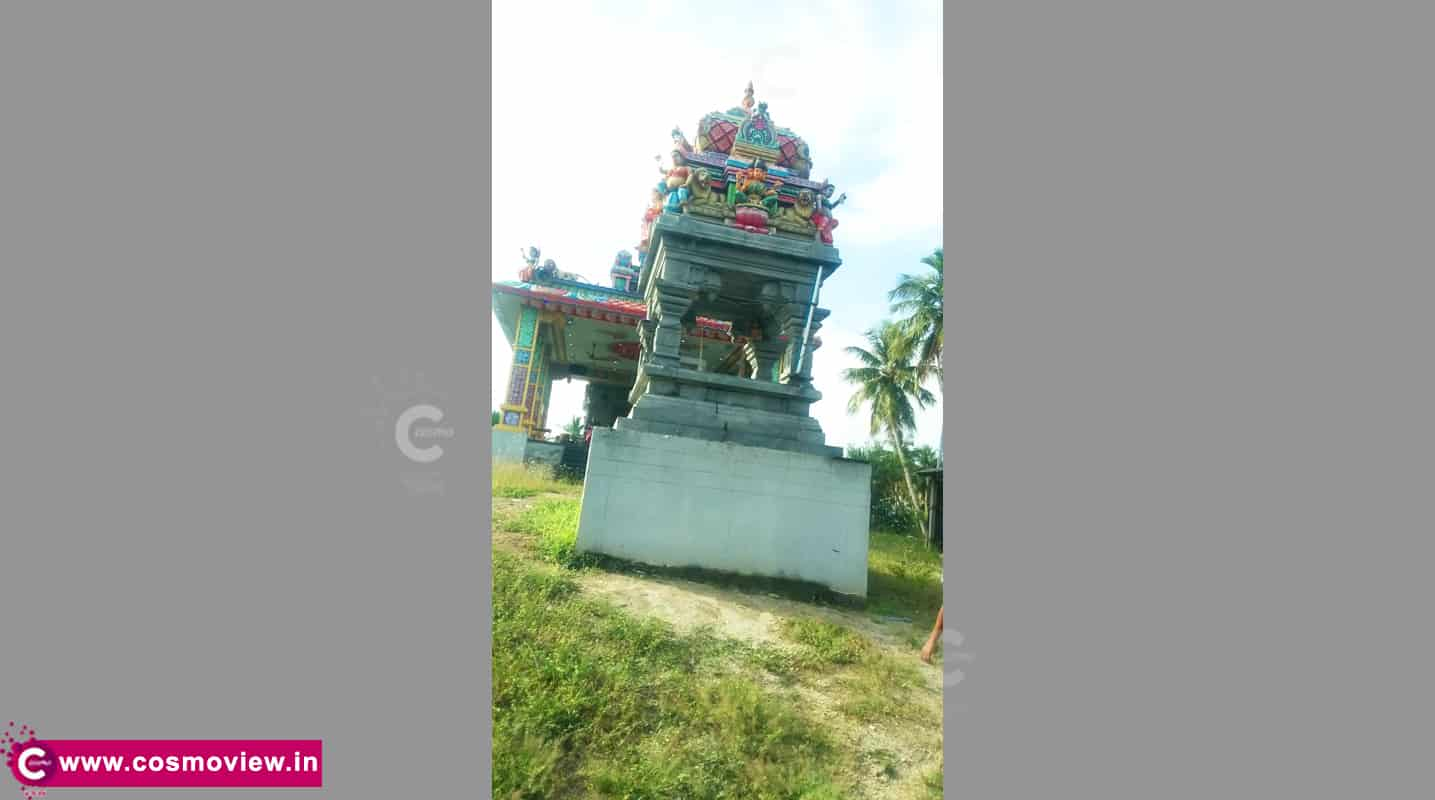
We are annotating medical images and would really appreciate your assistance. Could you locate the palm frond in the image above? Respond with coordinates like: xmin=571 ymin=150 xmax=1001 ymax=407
xmin=842 ymin=345 xmax=882 ymax=369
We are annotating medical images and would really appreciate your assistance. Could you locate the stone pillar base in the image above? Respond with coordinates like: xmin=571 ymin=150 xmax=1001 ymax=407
xmin=618 ymin=362 xmax=842 ymax=458
xmin=492 ymin=428 xmax=528 ymax=464
xmin=576 ymin=427 xmax=871 ymax=598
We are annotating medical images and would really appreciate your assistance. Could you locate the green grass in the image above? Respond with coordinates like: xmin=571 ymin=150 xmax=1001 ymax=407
xmin=867 ymin=531 xmax=944 ymax=649
xmin=742 ymin=641 xmax=806 ymax=681
xmin=778 ymin=617 xmax=871 ymax=666
xmin=504 ymin=497 xmax=591 ymax=567
xmin=776 ymin=614 xmax=936 ymax=726
xmin=836 ymin=649 xmax=934 ymax=725
xmin=923 ymin=760 xmax=944 ymax=798
xmin=493 ymin=495 xmax=944 ymax=796
xmin=863 ymin=748 xmax=901 ymax=781
xmin=493 ymin=551 xmax=847 ymax=799
xmin=493 ymin=462 xmax=582 ymax=498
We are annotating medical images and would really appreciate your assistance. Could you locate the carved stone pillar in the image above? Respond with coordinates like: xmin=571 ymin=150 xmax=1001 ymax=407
xmin=646 ymin=280 xmax=693 ymax=368
xmin=781 ymin=307 xmax=830 ymax=386
xmin=752 ymin=296 xmax=800 ymax=384
xmin=749 ymin=334 xmax=786 ymax=383
xmin=636 ymin=318 xmax=657 ymax=363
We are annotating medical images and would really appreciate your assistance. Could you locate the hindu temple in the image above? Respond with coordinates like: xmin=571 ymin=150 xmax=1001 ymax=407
xmin=493 ymin=84 xmax=871 ymax=597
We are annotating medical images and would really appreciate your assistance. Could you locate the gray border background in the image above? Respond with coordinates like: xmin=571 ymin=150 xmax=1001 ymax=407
xmin=4 ymin=1 xmax=1434 ymax=798
xmin=1 ymin=3 xmax=492 ymax=797
xmin=948 ymin=1 xmax=1433 ymax=796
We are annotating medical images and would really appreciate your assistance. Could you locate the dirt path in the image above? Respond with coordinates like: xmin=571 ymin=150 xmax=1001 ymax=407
xmin=583 ymin=569 xmax=944 ymax=799
xmin=580 ymin=568 xmax=943 ymax=693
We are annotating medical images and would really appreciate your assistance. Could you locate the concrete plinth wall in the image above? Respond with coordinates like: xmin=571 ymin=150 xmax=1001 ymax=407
xmin=493 ymin=428 xmax=528 ymax=463
xmin=576 ymin=427 xmax=871 ymax=598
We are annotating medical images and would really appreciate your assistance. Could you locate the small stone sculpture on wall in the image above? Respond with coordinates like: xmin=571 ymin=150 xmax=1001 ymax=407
xmin=686 ymin=168 xmax=730 ymax=221
xmin=811 ymin=182 xmax=847 ymax=245
xmin=658 ymin=150 xmax=693 ymax=213
xmin=519 ymin=246 xmax=541 ymax=281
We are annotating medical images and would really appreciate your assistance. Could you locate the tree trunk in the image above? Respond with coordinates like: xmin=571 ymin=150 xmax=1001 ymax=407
xmin=888 ymin=427 xmax=929 ymax=544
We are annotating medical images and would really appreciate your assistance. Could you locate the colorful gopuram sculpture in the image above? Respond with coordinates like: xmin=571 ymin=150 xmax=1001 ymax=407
xmin=614 ymin=82 xmax=844 ymax=456
xmin=496 ymin=84 xmax=848 ymax=449
xmin=640 ymin=84 xmax=842 ymax=265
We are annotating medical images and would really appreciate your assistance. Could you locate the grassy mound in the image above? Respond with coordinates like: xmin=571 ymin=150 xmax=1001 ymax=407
xmin=493 ymin=552 xmax=846 ymax=799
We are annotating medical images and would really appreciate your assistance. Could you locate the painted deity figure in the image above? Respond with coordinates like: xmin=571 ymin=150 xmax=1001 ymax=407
xmin=811 ymin=182 xmax=847 ymax=244
xmin=639 ymin=185 xmax=663 ymax=251
xmin=536 ymin=259 xmax=559 ymax=281
xmin=732 ymin=159 xmax=780 ymax=215
xmin=658 ymin=150 xmax=692 ymax=213
xmin=520 ymin=245 xmax=541 ymax=281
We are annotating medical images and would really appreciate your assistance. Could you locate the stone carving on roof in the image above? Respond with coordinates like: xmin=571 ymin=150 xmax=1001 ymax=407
xmin=639 ymin=82 xmax=842 ymax=258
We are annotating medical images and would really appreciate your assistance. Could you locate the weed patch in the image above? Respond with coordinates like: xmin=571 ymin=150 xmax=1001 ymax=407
xmin=923 ymin=758 xmax=944 ymax=797
xmin=744 ymin=641 xmax=806 ymax=679
xmin=777 ymin=614 xmax=938 ymax=728
xmin=506 ymin=497 xmax=591 ymax=568
xmin=837 ymin=653 xmax=933 ymax=725
xmin=778 ymin=617 xmax=871 ymax=666
xmin=492 ymin=554 xmax=848 ymax=799
xmin=492 ymin=462 xmax=581 ymax=498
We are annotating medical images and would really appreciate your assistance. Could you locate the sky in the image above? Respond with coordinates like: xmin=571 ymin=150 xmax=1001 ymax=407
xmin=492 ymin=0 xmax=943 ymax=452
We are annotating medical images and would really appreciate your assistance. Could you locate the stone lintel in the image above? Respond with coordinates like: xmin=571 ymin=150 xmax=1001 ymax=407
xmin=643 ymin=213 xmax=842 ymax=294
xmin=641 ymin=362 xmax=821 ymax=401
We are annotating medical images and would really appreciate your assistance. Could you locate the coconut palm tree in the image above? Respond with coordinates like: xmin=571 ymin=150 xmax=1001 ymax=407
xmin=889 ymin=247 xmax=943 ymax=385
xmin=843 ymin=321 xmax=936 ymax=541
xmin=563 ymin=416 xmax=584 ymax=440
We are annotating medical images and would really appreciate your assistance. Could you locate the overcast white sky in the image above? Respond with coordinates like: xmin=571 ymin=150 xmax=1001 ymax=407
xmin=492 ymin=0 xmax=942 ymax=451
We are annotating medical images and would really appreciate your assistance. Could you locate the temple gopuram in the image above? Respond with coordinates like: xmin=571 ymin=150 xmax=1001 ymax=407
xmin=493 ymin=84 xmax=871 ymax=598
xmin=493 ymin=82 xmax=846 ymax=446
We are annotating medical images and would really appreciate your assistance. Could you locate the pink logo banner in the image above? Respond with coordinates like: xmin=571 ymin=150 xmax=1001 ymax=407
xmin=7 ymin=740 xmax=322 ymax=789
